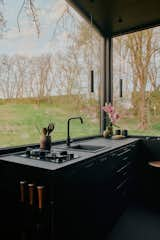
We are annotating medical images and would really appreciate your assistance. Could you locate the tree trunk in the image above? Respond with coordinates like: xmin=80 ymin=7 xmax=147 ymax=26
xmin=139 ymin=87 xmax=148 ymax=129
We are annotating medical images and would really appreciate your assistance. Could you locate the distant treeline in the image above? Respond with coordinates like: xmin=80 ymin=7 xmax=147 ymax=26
xmin=0 ymin=94 xmax=98 ymax=108
xmin=0 ymin=94 xmax=80 ymax=104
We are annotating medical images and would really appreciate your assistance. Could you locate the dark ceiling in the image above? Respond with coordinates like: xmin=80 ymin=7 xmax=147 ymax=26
xmin=68 ymin=0 xmax=160 ymax=37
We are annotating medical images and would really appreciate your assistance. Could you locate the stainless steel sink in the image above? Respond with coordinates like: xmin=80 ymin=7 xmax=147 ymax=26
xmin=57 ymin=144 xmax=109 ymax=152
xmin=70 ymin=144 xmax=107 ymax=151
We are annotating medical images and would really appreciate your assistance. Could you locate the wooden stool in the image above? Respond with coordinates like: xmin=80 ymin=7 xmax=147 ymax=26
xmin=148 ymin=161 xmax=160 ymax=168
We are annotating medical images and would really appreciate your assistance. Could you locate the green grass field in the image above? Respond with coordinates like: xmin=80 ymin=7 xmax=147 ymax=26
xmin=0 ymin=102 xmax=100 ymax=147
xmin=1 ymin=102 xmax=160 ymax=148
xmin=117 ymin=117 xmax=160 ymax=136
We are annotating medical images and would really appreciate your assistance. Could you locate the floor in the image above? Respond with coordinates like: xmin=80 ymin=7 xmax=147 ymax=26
xmin=107 ymin=197 xmax=160 ymax=240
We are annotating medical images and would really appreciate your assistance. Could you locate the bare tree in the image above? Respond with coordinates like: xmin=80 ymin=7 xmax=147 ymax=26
xmin=0 ymin=0 xmax=6 ymax=38
xmin=114 ymin=29 xmax=160 ymax=129
xmin=0 ymin=0 xmax=40 ymax=39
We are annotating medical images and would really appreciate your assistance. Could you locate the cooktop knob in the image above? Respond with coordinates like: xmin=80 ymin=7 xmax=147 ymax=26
xmin=59 ymin=151 xmax=68 ymax=156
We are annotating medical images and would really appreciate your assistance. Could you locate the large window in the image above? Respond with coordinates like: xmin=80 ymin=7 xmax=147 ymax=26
xmin=0 ymin=0 xmax=103 ymax=147
xmin=113 ymin=27 xmax=160 ymax=136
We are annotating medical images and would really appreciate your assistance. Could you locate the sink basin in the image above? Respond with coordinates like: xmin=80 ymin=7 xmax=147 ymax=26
xmin=56 ymin=143 xmax=110 ymax=152
xmin=69 ymin=144 xmax=104 ymax=151
xmin=67 ymin=144 xmax=109 ymax=152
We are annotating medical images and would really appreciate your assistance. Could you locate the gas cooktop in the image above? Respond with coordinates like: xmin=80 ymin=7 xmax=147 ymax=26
xmin=19 ymin=147 xmax=80 ymax=164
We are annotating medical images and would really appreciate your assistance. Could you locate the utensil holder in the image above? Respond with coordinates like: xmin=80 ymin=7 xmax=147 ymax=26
xmin=40 ymin=135 xmax=51 ymax=151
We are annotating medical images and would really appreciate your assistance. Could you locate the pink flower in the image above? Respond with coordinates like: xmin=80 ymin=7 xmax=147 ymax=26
xmin=102 ymin=104 xmax=120 ymax=126
xmin=110 ymin=113 xmax=120 ymax=124
xmin=102 ymin=103 xmax=115 ymax=114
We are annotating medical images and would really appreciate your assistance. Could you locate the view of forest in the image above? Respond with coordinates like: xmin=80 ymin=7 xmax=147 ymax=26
xmin=0 ymin=0 xmax=103 ymax=147
xmin=0 ymin=0 xmax=160 ymax=147
xmin=113 ymin=27 xmax=160 ymax=136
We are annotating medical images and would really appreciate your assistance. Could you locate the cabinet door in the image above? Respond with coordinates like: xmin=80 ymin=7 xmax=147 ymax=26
xmin=95 ymin=154 xmax=115 ymax=238
xmin=55 ymin=158 xmax=99 ymax=240
xmin=0 ymin=162 xmax=21 ymax=239
xmin=107 ymin=143 xmax=138 ymax=227
xmin=0 ymin=162 xmax=51 ymax=240
xmin=110 ymin=177 xmax=130 ymax=225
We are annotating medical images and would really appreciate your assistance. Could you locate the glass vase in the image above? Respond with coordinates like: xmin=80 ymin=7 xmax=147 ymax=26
xmin=103 ymin=123 xmax=113 ymax=138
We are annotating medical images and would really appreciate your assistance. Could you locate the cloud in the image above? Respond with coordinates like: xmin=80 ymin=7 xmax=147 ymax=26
xmin=15 ymin=40 xmax=36 ymax=56
xmin=41 ymin=0 xmax=67 ymax=25
xmin=6 ymin=24 xmax=36 ymax=40
xmin=0 ymin=0 xmax=85 ymax=56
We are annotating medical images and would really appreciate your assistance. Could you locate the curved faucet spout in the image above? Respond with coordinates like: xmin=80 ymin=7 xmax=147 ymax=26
xmin=66 ymin=117 xmax=84 ymax=147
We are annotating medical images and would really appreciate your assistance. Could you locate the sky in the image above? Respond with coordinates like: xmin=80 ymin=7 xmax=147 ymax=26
xmin=0 ymin=0 xmax=72 ymax=56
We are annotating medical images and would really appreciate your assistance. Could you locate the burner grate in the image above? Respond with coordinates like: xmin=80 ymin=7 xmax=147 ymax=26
xmin=19 ymin=147 xmax=79 ymax=163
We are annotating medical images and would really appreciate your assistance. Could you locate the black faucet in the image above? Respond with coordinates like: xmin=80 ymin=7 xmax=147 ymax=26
xmin=66 ymin=117 xmax=83 ymax=147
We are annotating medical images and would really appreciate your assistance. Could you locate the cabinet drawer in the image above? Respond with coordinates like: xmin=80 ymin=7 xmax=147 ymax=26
xmin=115 ymin=160 xmax=133 ymax=173
xmin=115 ymin=177 xmax=129 ymax=192
xmin=110 ymin=177 xmax=130 ymax=219
xmin=114 ymin=160 xmax=135 ymax=184
xmin=109 ymin=145 xmax=137 ymax=172
xmin=111 ymin=156 xmax=134 ymax=174
xmin=110 ymin=143 xmax=137 ymax=160
xmin=114 ymin=167 xmax=134 ymax=187
xmin=110 ymin=147 xmax=132 ymax=159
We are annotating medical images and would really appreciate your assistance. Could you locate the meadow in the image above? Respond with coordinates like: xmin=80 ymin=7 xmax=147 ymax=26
xmin=0 ymin=98 xmax=160 ymax=148
xmin=117 ymin=117 xmax=160 ymax=137
xmin=0 ymin=100 xmax=100 ymax=147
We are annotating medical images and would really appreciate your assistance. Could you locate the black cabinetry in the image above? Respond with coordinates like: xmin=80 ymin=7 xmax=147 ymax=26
xmin=0 ymin=140 xmax=139 ymax=240
xmin=0 ymin=162 xmax=52 ymax=240
xmin=55 ymin=157 xmax=100 ymax=240
xmin=107 ymin=143 xmax=138 ymax=228
xmin=55 ymin=142 xmax=138 ymax=240
xmin=142 ymin=137 xmax=160 ymax=161
xmin=140 ymin=137 xmax=160 ymax=204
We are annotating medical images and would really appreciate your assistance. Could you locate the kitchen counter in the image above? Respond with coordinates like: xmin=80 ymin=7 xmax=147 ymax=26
xmin=0 ymin=136 xmax=141 ymax=240
xmin=0 ymin=137 xmax=139 ymax=171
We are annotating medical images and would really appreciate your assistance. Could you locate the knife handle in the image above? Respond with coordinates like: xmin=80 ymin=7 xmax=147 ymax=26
xmin=20 ymin=181 xmax=26 ymax=203
xmin=37 ymin=186 xmax=45 ymax=209
xmin=28 ymin=183 xmax=35 ymax=206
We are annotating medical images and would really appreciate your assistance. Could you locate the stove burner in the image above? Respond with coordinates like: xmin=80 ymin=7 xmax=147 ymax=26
xmin=24 ymin=148 xmax=79 ymax=163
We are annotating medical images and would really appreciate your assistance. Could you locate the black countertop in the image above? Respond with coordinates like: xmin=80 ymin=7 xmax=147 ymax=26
xmin=0 ymin=137 xmax=139 ymax=171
